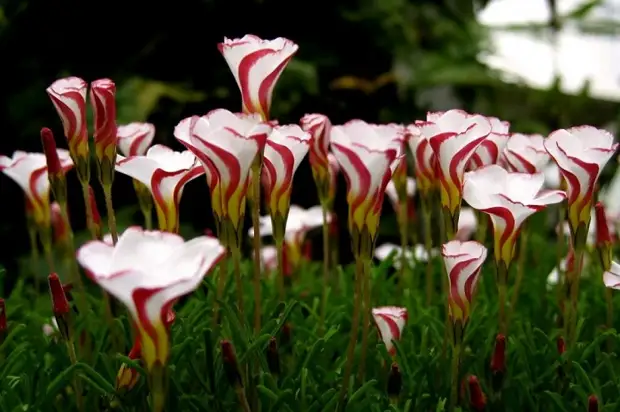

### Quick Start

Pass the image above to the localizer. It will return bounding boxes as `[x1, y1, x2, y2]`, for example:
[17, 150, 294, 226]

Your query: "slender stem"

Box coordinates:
[232, 248, 245, 318]
[64, 321, 84, 411]
[102, 184, 118, 244]
[448, 343, 461, 412]
[358, 260, 371, 383]
[251, 180, 262, 334]
[605, 287, 614, 352]
[235, 387, 252, 412]
[214, 254, 229, 328]
[38, 225, 55, 273]
[27, 224, 40, 293]
[398, 201, 408, 292]
[276, 241, 285, 302]
[498, 281, 507, 336]
[148, 363, 168, 412]
[509, 228, 528, 317]
[556, 205, 566, 316]
[58, 203, 88, 313]
[80, 182, 97, 240]
[338, 258, 363, 408]
[134, 179, 153, 230]
[422, 196, 434, 306]
[567, 246, 585, 347]
[319, 204, 330, 336]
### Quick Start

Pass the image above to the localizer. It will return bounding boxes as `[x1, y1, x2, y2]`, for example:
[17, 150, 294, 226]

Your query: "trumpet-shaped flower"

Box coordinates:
[184, 109, 271, 248]
[218, 35, 298, 120]
[301, 113, 332, 203]
[407, 122, 436, 195]
[502, 133, 549, 173]
[442, 240, 487, 332]
[0, 151, 73, 227]
[115, 145, 204, 233]
[76, 227, 226, 371]
[420, 110, 492, 234]
[468, 117, 510, 170]
[330, 120, 403, 258]
[262, 125, 311, 242]
[371, 306, 408, 356]
[463, 165, 565, 273]
[544, 126, 618, 248]
[90, 79, 118, 184]
[456, 207, 478, 241]
[374, 243, 434, 270]
[46, 77, 89, 180]
[117, 122, 156, 157]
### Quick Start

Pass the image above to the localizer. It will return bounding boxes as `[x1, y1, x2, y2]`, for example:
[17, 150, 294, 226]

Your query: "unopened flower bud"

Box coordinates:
[116, 339, 142, 392]
[266, 337, 281, 376]
[221, 340, 242, 388]
[41, 128, 68, 204]
[588, 395, 599, 412]
[468, 375, 486, 411]
[557, 336, 566, 355]
[490, 333, 506, 391]
[595, 202, 612, 271]
[88, 186, 102, 239]
[48, 273, 70, 316]
[387, 362, 402, 399]
[51, 202, 70, 246]
[90, 78, 118, 186]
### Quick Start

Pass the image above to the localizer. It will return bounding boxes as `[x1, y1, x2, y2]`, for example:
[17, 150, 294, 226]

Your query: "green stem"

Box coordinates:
[422, 196, 434, 306]
[27, 223, 40, 294]
[232, 248, 245, 318]
[398, 200, 408, 292]
[213, 253, 228, 329]
[235, 386, 252, 412]
[508, 228, 528, 327]
[475, 210, 488, 244]
[556, 205, 566, 318]
[276, 241, 285, 302]
[251, 171, 262, 334]
[58, 202, 89, 316]
[319, 204, 330, 336]
[567, 245, 585, 347]
[134, 179, 153, 230]
[338, 258, 363, 409]
[38, 225, 55, 273]
[358, 260, 371, 383]
[64, 320, 84, 411]
[148, 363, 168, 412]
[449, 343, 461, 412]
[80, 181, 97, 240]
[605, 287, 614, 352]
[102, 184, 118, 245]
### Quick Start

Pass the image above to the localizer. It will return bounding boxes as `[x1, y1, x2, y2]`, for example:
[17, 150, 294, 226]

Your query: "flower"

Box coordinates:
[595, 202, 613, 271]
[180, 109, 271, 248]
[544, 126, 618, 248]
[46, 77, 89, 180]
[547, 248, 589, 288]
[371, 306, 408, 356]
[374, 243, 434, 269]
[0, 150, 73, 227]
[260, 245, 278, 272]
[442, 240, 487, 330]
[76, 227, 226, 371]
[456, 207, 478, 241]
[603, 261, 620, 290]
[117, 122, 156, 157]
[385, 177, 416, 219]
[218, 35, 299, 120]
[262, 125, 311, 241]
[330, 120, 403, 258]
[407, 122, 436, 195]
[51, 202, 69, 246]
[90, 79, 118, 185]
[467, 116, 510, 170]
[544, 162, 562, 189]
[502, 133, 549, 173]
[420, 110, 492, 234]
[490, 334, 506, 374]
[115, 145, 204, 233]
[301, 113, 332, 202]
[468, 375, 487, 412]
[116, 339, 142, 393]
[463, 165, 565, 273]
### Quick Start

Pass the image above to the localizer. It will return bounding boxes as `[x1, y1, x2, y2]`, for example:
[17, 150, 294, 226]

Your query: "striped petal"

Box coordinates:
[118, 122, 155, 157]
[603, 261, 620, 290]
[301, 113, 332, 202]
[502, 133, 549, 174]
[371, 306, 408, 356]
[468, 116, 510, 170]
[407, 122, 436, 195]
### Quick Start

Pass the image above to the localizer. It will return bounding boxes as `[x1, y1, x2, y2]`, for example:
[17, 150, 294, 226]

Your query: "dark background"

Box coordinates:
[0, 0, 618, 294]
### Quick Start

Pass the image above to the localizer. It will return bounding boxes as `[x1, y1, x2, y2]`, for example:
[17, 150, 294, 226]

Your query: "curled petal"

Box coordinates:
[503, 133, 549, 173]
[301, 113, 332, 201]
[115, 145, 204, 233]
[407, 123, 436, 194]
[90, 79, 118, 165]
[218, 35, 299, 120]
[442, 240, 488, 324]
[604, 261, 620, 290]
[76, 227, 226, 370]
[371, 306, 408, 356]
[117, 123, 156, 157]
[468, 118, 510, 169]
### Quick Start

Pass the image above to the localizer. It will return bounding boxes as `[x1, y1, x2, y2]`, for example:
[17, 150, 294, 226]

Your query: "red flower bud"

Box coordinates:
[51, 202, 69, 245]
[41, 128, 62, 175]
[387, 362, 402, 398]
[490, 334, 506, 373]
[588, 395, 599, 412]
[468, 375, 486, 411]
[48, 273, 70, 315]
[0, 298, 6, 333]
[329, 216, 339, 236]
[221, 340, 242, 387]
[90, 78, 117, 185]
[266, 337, 281, 375]
[595, 202, 612, 245]
[557, 336, 566, 355]
[164, 309, 176, 330]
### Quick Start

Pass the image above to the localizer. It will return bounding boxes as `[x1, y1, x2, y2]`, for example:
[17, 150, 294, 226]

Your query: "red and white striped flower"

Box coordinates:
[463, 165, 565, 269]
[261, 245, 278, 273]
[375, 243, 433, 269]
[456, 207, 478, 241]
[187, 109, 271, 247]
[76, 227, 225, 372]
[604, 262, 620, 290]
[115, 145, 204, 233]
[467, 117, 510, 170]
[407, 122, 436, 196]
[420, 110, 492, 233]
[442, 240, 488, 326]
[0, 151, 73, 227]
[544, 126, 618, 247]
[386, 177, 416, 218]
[218, 35, 299, 120]
[117, 122, 156, 157]
[262, 125, 311, 241]
[46, 77, 89, 180]
[502, 133, 549, 174]
[90, 79, 118, 184]
[331, 120, 403, 258]
[301, 113, 332, 203]
[372, 306, 407, 356]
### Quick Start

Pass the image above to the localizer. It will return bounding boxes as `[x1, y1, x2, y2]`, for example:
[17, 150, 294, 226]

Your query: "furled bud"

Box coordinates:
[557, 336, 566, 355]
[490, 333, 505, 391]
[90, 78, 118, 186]
[48, 273, 70, 316]
[41, 128, 68, 205]
[221, 340, 242, 388]
[387, 362, 402, 400]
[588, 395, 599, 412]
[51, 202, 69, 246]
[266, 337, 281, 376]
[595, 202, 612, 271]
[116, 339, 142, 393]
[88, 186, 102, 239]
[468, 375, 486, 411]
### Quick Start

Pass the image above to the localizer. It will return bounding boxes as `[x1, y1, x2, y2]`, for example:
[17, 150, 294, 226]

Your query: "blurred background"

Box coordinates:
[0, 0, 619, 294]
